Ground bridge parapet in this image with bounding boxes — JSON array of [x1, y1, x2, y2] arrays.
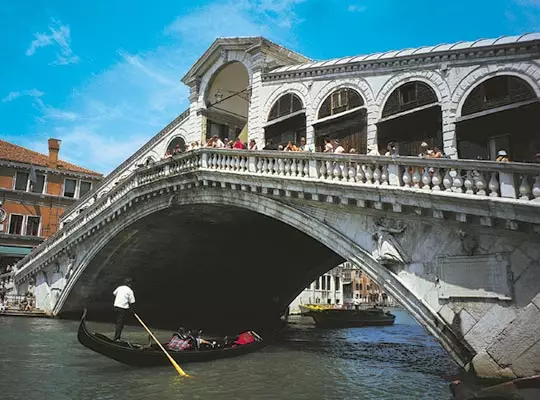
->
[[14, 149, 540, 284]]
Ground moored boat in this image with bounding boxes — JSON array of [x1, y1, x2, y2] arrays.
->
[[309, 307, 396, 328], [77, 309, 265, 367]]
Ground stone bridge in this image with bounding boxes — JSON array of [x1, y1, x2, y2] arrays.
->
[[13, 149, 540, 379]]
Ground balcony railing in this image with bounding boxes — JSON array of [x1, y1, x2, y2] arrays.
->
[[14, 148, 540, 283]]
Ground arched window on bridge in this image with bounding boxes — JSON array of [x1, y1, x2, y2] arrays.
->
[[166, 137, 187, 155], [313, 88, 366, 152], [264, 93, 305, 148], [456, 75, 540, 162], [377, 81, 441, 157]]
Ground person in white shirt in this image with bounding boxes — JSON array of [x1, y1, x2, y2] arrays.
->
[[113, 277, 135, 341], [333, 139, 345, 154]]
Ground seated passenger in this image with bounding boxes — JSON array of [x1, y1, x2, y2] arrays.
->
[[233, 331, 258, 346], [167, 328, 194, 351]]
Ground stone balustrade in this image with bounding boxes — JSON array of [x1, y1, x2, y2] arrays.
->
[[14, 149, 540, 283]]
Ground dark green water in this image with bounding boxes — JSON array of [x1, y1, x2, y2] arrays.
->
[[0, 310, 458, 399]]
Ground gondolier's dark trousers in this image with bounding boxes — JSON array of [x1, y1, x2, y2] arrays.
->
[[114, 306, 128, 340]]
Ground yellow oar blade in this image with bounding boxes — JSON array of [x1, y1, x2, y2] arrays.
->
[[133, 313, 189, 377]]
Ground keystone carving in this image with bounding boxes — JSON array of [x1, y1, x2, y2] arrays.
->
[[372, 218, 410, 265], [459, 230, 478, 256]]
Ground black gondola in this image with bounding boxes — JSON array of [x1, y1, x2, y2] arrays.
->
[[77, 309, 265, 367]]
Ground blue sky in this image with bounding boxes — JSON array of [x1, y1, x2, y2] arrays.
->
[[1, 0, 539, 174]]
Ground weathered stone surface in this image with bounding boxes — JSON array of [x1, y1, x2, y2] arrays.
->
[[513, 263, 540, 307], [461, 302, 494, 322], [459, 308, 477, 337], [487, 303, 540, 366], [509, 339, 540, 377], [465, 304, 517, 353], [510, 249, 534, 281], [439, 304, 456, 326], [471, 351, 517, 379]]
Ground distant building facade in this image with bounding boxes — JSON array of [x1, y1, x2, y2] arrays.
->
[[289, 262, 395, 313], [289, 266, 343, 314], [0, 139, 102, 278]]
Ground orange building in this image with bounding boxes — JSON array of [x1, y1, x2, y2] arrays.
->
[[341, 262, 394, 305], [0, 139, 102, 273]]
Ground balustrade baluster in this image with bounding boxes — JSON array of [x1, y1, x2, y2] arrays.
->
[[452, 169, 464, 193], [364, 165, 374, 184], [348, 163, 356, 182], [291, 159, 298, 177], [257, 157, 263, 173], [373, 165, 381, 185], [488, 172, 500, 197], [412, 168, 421, 188], [532, 176, 540, 201], [421, 168, 432, 190], [474, 171, 487, 196], [319, 161, 327, 179], [443, 169, 453, 191], [464, 170, 475, 195], [402, 168, 412, 187], [381, 165, 389, 185], [332, 162, 341, 181], [277, 158, 284, 175], [303, 160, 309, 177], [356, 163, 365, 183], [284, 159, 292, 176], [519, 175, 532, 200]]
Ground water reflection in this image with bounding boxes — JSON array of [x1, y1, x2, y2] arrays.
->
[[0, 309, 458, 400]]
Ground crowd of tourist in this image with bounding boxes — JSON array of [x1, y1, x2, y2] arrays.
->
[[162, 135, 540, 164]]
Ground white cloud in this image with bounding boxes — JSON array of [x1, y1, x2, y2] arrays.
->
[[166, 0, 305, 45], [15, 0, 305, 174], [2, 89, 44, 102], [348, 4, 367, 12], [26, 20, 79, 65]]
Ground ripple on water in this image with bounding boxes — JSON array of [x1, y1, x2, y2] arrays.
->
[[0, 311, 457, 400]]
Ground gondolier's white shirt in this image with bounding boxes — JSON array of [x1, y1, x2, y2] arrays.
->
[[113, 285, 135, 309]]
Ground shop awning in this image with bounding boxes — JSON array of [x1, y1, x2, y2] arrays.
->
[[0, 245, 33, 257]]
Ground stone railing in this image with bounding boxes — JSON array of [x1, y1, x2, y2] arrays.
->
[[14, 149, 540, 283]]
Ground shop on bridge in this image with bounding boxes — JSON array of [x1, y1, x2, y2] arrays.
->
[[377, 81, 442, 156], [313, 88, 367, 153], [264, 93, 306, 148], [456, 75, 540, 162], [203, 61, 250, 142]]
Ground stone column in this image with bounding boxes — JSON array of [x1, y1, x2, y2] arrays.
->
[[187, 78, 205, 144], [247, 53, 265, 148], [442, 105, 458, 159], [366, 106, 378, 152]]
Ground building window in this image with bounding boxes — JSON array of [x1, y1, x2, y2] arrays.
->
[[315, 279, 320, 290], [63, 179, 77, 198], [334, 276, 340, 290], [8, 214, 24, 235], [79, 181, 92, 197], [268, 93, 303, 121], [382, 82, 438, 118], [31, 174, 46, 194], [355, 283, 360, 290], [366, 284, 371, 291], [318, 88, 364, 119], [14, 172, 29, 191], [26, 216, 41, 236], [321, 277, 326, 290]]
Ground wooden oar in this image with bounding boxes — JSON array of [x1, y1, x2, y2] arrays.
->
[[133, 312, 189, 377]]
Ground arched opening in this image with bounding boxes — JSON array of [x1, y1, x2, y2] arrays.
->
[[456, 75, 540, 161], [377, 81, 441, 156], [313, 88, 366, 152], [166, 137, 187, 155], [264, 93, 306, 148], [204, 61, 250, 143]]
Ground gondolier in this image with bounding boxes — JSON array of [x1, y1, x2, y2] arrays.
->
[[113, 278, 135, 341]]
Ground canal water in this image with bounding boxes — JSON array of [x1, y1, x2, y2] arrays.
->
[[0, 309, 459, 399]]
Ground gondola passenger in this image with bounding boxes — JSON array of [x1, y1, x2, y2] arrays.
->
[[167, 328, 194, 351], [233, 331, 258, 346]]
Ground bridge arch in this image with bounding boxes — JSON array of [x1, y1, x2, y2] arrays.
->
[[54, 185, 472, 370]]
